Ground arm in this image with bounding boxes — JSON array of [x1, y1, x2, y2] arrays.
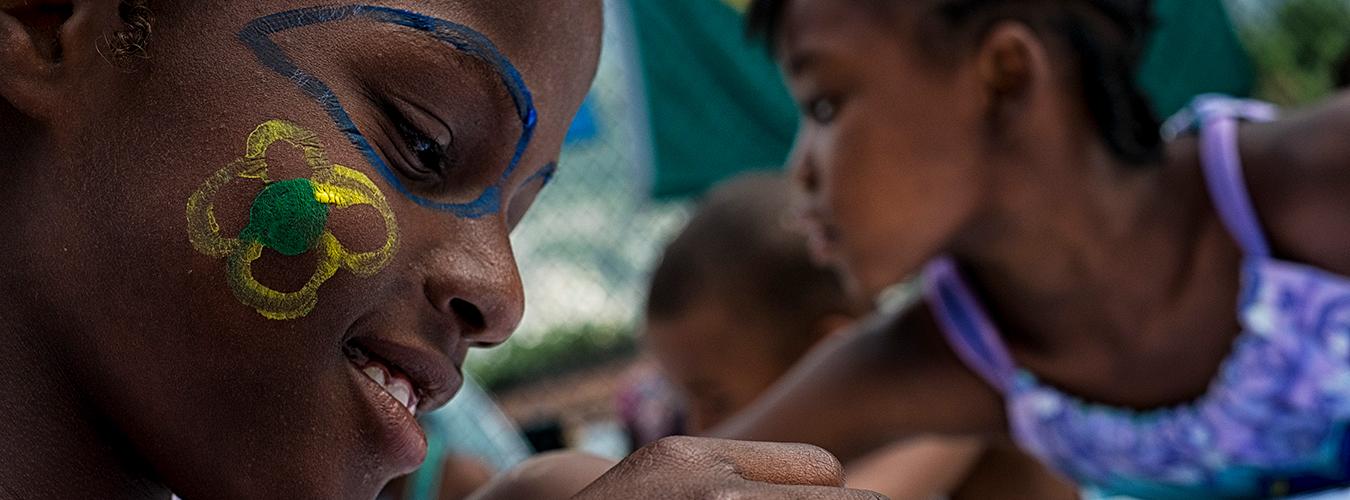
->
[[469, 451, 614, 500], [949, 442, 1079, 500], [709, 305, 1006, 463], [471, 439, 886, 500], [1242, 93, 1350, 274], [846, 437, 986, 500]]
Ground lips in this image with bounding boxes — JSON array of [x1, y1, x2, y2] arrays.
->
[[357, 361, 419, 415], [343, 336, 461, 416], [797, 208, 842, 265], [340, 335, 464, 473]]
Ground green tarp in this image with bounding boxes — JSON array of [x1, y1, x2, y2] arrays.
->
[[1139, 0, 1256, 117], [630, 0, 1257, 198], [629, 0, 798, 198]]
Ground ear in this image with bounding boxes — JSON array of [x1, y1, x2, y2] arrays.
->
[[972, 21, 1052, 121], [0, 0, 121, 120]]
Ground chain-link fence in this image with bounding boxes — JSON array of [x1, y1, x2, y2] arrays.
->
[[466, 0, 693, 393]]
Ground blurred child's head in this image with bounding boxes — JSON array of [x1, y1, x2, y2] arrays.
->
[[748, 0, 1161, 298], [645, 173, 863, 433], [0, 1, 600, 497]]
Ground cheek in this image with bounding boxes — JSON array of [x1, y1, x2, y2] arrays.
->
[[821, 101, 986, 293], [184, 119, 404, 322]]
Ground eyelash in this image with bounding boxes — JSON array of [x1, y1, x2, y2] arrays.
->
[[394, 116, 456, 182]]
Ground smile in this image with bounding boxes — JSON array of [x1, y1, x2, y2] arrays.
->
[[356, 358, 420, 416]]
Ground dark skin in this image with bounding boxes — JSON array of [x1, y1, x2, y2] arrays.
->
[[716, 0, 1350, 470], [0, 1, 887, 498], [0, 0, 600, 497], [649, 293, 1074, 499], [645, 293, 811, 435]]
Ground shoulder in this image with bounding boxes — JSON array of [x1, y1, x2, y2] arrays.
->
[[823, 302, 1009, 437], [851, 300, 961, 368], [1239, 93, 1350, 274], [853, 301, 1005, 408]]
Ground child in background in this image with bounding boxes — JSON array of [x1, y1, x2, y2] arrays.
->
[[643, 173, 863, 435], [645, 173, 1075, 499], [718, 0, 1350, 497]]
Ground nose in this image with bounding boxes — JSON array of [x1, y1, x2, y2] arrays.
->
[[422, 220, 524, 348], [786, 132, 818, 196]]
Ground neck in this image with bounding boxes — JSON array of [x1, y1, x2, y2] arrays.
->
[[948, 137, 1230, 355], [0, 296, 167, 498], [0, 136, 167, 499]]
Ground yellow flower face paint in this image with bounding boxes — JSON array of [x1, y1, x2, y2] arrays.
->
[[187, 120, 400, 320]]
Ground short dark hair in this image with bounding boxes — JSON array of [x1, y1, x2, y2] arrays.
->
[[646, 173, 859, 359], [108, 0, 153, 63], [748, 0, 1163, 166]]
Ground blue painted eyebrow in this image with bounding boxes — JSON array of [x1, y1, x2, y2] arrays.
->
[[238, 5, 538, 219]]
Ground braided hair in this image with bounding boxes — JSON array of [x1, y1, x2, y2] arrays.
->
[[749, 0, 1163, 166]]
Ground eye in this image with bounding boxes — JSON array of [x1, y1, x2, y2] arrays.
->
[[381, 100, 459, 184], [806, 96, 839, 124], [396, 120, 454, 180]]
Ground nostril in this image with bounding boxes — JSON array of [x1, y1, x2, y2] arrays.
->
[[449, 298, 486, 333]]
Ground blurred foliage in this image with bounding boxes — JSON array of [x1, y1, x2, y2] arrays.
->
[[466, 323, 640, 393], [1239, 0, 1350, 105]]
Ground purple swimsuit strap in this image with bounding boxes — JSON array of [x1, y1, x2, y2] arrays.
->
[[923, 257, 1017, 392], [1193, 96, 1279, 257], [923, 95, 1279, 394]]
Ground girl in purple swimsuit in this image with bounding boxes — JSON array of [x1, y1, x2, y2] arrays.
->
[[717, 0, 1350, 498]]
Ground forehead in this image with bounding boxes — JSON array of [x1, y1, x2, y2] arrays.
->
[[180, 1, 601, 214], [234, 5, 536, 216], [185, 1, 600, 110], [645, 311, 786, 392], [239, 1, 597, 87], [779, 0, 903, 67], [645, 298, 776, 359]]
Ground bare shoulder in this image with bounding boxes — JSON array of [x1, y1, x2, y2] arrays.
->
[[711, 300, 1006, 460], [1240, 93, 1350, 274], [849, 301, 968, 374], [845, 301, 1008, 434]]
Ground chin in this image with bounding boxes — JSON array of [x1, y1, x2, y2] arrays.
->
[[831, 259, 874, 302], [838, 257, 913, 304], [146, 355, 429, 500]]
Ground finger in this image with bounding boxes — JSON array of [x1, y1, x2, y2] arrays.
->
[[646, 437, 847, 487], [724, 442, 846, 487], [742, 484, 890, 500]]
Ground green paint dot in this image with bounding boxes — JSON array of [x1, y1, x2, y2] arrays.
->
[[240, 178, 329, 257]]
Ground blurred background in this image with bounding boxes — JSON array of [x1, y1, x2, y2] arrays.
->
[[443, 0, 1350, 478]]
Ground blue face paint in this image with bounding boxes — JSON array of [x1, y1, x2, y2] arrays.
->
[[239, 5, 539, 219], [523, 162, 559, 188]]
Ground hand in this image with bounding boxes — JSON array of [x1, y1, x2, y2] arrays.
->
[[573, 436, 887, 499]]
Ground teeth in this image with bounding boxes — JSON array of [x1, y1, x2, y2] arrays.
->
[[361, 365, 387, 386], [387, 379, 413, 408], [357, 361, 419, 415]]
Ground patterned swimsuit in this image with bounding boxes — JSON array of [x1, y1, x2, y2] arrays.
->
[[924, 96, 1350, 499]]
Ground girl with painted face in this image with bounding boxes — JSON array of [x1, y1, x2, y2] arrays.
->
[[0, 1, 881, 498], [716, 0, 1350, 498]]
